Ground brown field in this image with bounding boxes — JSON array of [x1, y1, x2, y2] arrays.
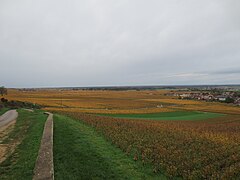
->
[[5, 89, 240, 115]]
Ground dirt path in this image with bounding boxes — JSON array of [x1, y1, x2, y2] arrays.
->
[[33, 112, 54, 180], [0, 110, 18, 163], [0, 110, 18, 131]]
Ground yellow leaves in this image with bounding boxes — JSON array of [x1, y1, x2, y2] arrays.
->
[[145, 98, 203, 105], [62, 112, 240, 179], [6, 88, 240, 178], [6, 89, 240, 115]]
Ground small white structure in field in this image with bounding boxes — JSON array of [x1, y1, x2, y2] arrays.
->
[[216, 96, 227, 101]]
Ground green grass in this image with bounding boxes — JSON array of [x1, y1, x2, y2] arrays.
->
[[98, 111, 224, 121], [54, 114, 165, 180], [0, 108, 9, 115], [0, 109, 47, 180]]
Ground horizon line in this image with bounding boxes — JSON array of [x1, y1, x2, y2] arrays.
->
[[7, 83, 240, 89]]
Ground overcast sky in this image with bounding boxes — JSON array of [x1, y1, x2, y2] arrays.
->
[[0, 0, 240, 88]]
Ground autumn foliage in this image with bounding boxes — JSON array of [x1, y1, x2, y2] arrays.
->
[[62, 112, 240, 179], [6, 89, 240, 115], [6, 89, 240, 178]]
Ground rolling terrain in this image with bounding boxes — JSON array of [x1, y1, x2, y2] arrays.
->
[[5, 89, 240, 115], [1, 89, 240, 179]]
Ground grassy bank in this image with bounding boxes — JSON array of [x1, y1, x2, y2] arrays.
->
[[98, 111, 224, 121], [0, 108, 9, 115], [54, 114, 164, 179], [0, 109, 47, 180]]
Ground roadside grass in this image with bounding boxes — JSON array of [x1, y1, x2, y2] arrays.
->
[[0, 109, 47, 180], [98, 111, 224, 121], [0, 108, 9, 115], [54, 114, 165, 180]]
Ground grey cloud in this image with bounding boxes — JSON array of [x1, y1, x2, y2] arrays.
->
[[0, 0, 240, 87], [210, 68, 240, 75]]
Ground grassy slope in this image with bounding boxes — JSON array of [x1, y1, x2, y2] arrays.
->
[[0, 109, 47, 180], [0, 108, 9, 115], [99, 111, 224, 121], [54, 114, 165, 180]]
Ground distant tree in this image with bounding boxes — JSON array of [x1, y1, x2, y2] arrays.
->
[[0, 86, 7, 96], [1, 97, 8, 103], [236, 91, 240, 97], [225, 97, 234, 103]]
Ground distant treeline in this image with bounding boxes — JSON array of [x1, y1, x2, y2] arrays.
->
[[58, 85, 240, 91], [14, 84, 240, 91]]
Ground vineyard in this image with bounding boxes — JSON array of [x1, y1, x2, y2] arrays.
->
[[98, 111, 224, 121], [1, 0, 239, 178], [2, 89, 240, 179], [61, 112, 240, 179], [6, 89, 240, 115]]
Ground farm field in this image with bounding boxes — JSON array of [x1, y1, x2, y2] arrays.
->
[[5, 89, 240, 115], [1, 0, 240, 179], [99, 111, 224, 121], [63, 112, 240, 179], [2, 89, 240, 179]]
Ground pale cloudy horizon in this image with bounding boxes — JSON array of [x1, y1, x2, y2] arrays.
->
[[1, 0, 240, 88]]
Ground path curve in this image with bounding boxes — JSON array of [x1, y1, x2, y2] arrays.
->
[[33, 112, 54, 180], [0, 110, 18, 130]]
